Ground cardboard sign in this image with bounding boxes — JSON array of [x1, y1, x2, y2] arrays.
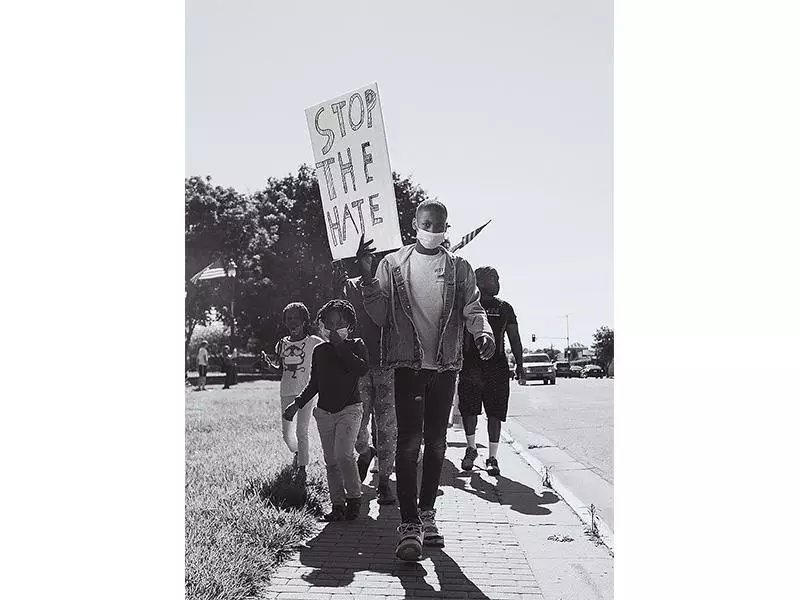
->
[[305, 83, 402, 260]]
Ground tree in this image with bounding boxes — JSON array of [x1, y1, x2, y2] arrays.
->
[[189, 167, 435, 355], [592, 326, 614, 370], [184, 176, 265, 353], [535, 348, 561, 362]]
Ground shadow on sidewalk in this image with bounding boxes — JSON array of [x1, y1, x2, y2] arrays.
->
[[295, 487, 490, 599], [440, 458, 560, 516]]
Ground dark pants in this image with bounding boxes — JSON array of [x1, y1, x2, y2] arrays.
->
[[394, 367, 457, 523], [223, 367, 235, 388]]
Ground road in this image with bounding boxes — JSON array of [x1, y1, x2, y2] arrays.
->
[[507, 377, 614, 484]]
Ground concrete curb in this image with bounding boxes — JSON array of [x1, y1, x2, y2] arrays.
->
[[501, 429, 615, 552]]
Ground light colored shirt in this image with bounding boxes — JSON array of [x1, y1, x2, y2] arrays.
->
[[276, 335, 324, 397], [407, 248, 446, 369], [197, 347, 209, 366]]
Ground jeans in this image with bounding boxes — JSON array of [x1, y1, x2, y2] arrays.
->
[[280, 395, 314, 467], [315, 403, 363, 505], [394, 367, 457, 523], [355, 367, 397, 479]]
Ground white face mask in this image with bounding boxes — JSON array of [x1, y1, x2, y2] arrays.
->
[[319, 324, 350, 340], [416, 228, 446, 250]]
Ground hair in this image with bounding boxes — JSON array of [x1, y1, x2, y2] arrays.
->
[[200, 340, 208, 347], [415, 199, 448, 220], [475, 266, 498, 280], [282, 302, 311, 335], [316, 298, 358, 330]]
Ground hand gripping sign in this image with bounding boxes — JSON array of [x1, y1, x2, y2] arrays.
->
[[305, 83, 403, 260]]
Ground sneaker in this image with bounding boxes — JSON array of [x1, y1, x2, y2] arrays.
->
[[485, 456, 500, 476], [377, 478, 397, 505], [461, 446, 478, 471], [322, 505, 346, 522], [419, 509, 445, 547], [357, 447, 377, 483], [344, 497, 362, 520], [395, 522, 424, 561]]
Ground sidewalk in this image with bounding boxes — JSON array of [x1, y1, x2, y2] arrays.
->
[[264, 417, 613, 600]]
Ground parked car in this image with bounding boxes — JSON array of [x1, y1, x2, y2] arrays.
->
[[554, 360, 572, 378], [519, 353, 556, 385], [581, 364, 604, 378], [569, 365, 585, 378]]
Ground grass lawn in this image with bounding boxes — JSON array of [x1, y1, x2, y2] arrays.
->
[[185, 380, 329, 600]]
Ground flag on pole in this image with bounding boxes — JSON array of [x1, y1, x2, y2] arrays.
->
[[190, 260, 236, 284], [450, 220, 491, 253]]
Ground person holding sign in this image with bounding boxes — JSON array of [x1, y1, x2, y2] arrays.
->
[[357, 200, 495, 562]]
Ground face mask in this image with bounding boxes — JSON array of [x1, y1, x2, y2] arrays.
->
[[416, 228, 446, 250], [336, 327, 350, 340]]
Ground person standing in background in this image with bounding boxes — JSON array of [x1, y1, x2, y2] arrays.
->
[[458, 266, 525, 477], [196, 340, 209, 391]]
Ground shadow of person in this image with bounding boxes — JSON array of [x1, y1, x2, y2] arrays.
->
[[439, 458, 559, 516], [295, 487, 490, 598]]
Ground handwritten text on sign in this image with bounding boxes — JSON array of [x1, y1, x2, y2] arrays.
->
[[305, 83, 402, 260]]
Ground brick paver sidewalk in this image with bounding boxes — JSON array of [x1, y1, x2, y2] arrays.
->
[[264, 419, 611, 599]]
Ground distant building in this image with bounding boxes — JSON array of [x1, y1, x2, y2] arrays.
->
[[564, 343, 590, 361]]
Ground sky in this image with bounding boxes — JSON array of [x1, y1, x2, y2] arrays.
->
[[187, 0, 612, 351]]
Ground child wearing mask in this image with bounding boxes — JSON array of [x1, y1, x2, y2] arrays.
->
[[283, 299, 369, 521]]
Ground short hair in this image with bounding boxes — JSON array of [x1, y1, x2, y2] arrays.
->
[[200, 340, 208, 347], [317, 298, 357, 329], [415, 199, 448, 220], [475, 266, 498, 280]]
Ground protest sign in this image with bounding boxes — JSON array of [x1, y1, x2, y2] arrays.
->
[[305, 82, 402, 260]]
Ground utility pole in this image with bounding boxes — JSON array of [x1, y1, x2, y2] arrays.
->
[[565, 314, 570, 364]]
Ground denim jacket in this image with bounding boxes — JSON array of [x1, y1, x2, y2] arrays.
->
[[361, 245, 494, 372]]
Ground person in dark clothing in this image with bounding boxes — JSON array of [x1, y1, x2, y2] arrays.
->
[[221, 345, 235, 389], [336, 252, 398, 505], [458, 266, 526, 477], [283, 299, 369, 522]]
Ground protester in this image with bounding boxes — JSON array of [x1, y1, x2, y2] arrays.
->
[[283, 299, 369, 521], [358, 199, 495, 561], [273, 302, 324, 474], [196, 340, 209, 391], [458, 267, 525, 476], [336, 252, 398, 505], [221, 345, 235, 389]]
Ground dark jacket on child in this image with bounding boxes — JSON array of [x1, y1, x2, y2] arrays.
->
[[295, 338, 369, 413]]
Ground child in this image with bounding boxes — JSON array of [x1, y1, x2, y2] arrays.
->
[[357, 199, 494, 560], [458, 266, 526, 477], [283, 299, 369, 521], [272, 302, 324, 474]]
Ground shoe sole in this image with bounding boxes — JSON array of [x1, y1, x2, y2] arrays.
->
[[423, 536, 445, 547], [395, 542, 423, 561]]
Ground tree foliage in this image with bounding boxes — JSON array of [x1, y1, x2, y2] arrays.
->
[[592, 326, 614, 368], [535, 348, 561, 361], [185, 168, 432, 354]]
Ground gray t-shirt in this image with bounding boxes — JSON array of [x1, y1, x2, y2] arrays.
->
[[407, 249, 446, 369]]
